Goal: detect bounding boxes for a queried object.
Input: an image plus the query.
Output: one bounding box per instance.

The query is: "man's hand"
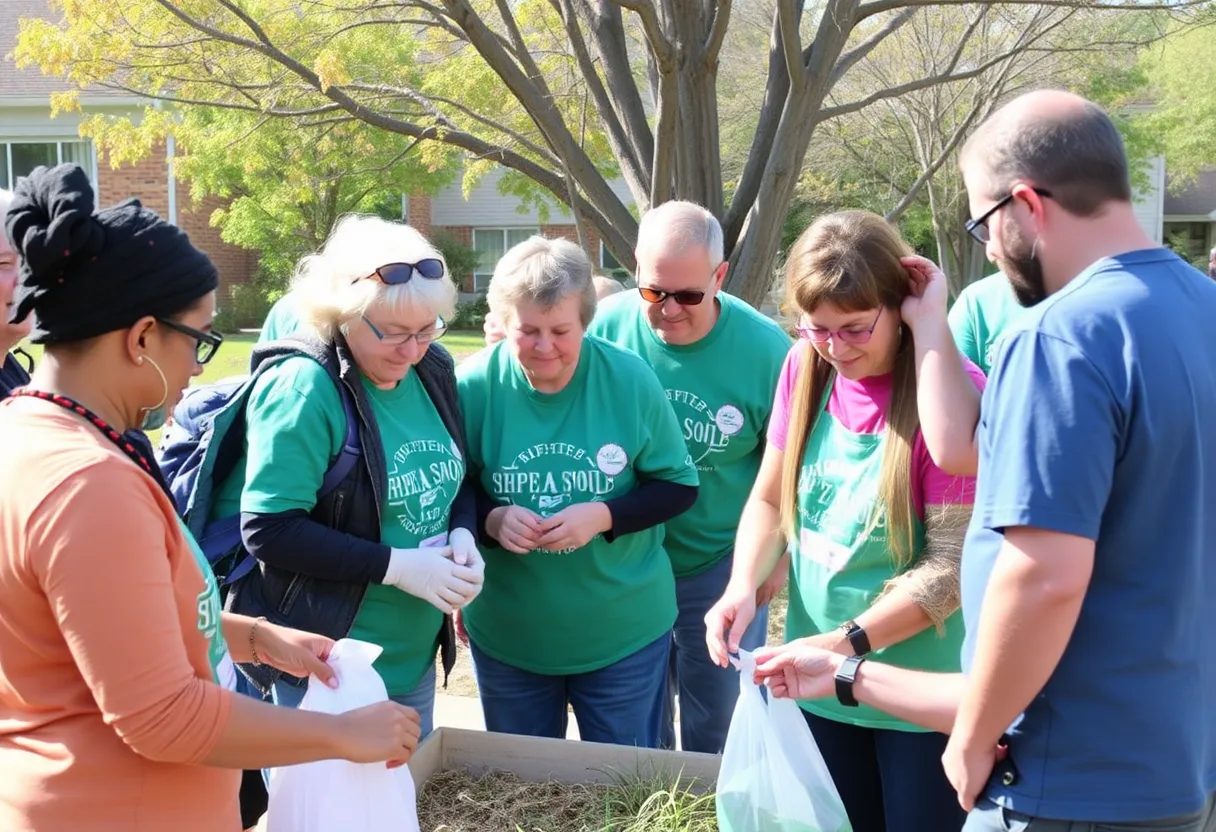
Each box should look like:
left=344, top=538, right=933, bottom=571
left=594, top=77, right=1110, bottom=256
left=899, top=255, right=951, bottom=336
left=752, top=641, right=845, bottom=700
left=533, top=502, right=611, bottom=552
left=943, top=731, right=998, bottom=812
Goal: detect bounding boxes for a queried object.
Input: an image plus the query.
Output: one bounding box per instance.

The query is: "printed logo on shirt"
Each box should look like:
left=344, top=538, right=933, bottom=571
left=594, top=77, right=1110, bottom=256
left=666, top=388, right=745, bottom=471
left=796, top=461, right=886, bottom=546
left=491, top=441, right=622, bottom=554
left=195, top=571, right=228, bottom=683
left=387, top=437, right=465, bottom=538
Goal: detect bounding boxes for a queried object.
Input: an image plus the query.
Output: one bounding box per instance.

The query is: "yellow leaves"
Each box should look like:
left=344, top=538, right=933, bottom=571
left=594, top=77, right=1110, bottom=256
left=462, top=157, right=495, bottom=200
left=79, top=107, right=175, bottom=169
left=49, top=91, right=81, bottom=117
left=314, top=48, right=350, bottom=93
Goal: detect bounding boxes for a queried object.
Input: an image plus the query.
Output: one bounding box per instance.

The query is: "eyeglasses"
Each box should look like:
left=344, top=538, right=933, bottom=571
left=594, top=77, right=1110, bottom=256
left=356, top=259, right=446, bottom=286
left=965, top=188, right=1053, bottom=245
left=157, top=318, right=224, bottom=365
left=638, top=286, right=707, bottom=306
left=795, top=307, right=883, bottom=345
left=362, top=314, right=448, bottom=347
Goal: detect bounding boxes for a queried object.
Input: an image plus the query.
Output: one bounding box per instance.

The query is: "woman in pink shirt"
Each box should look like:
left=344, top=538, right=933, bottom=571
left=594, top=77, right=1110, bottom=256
left=0, top=164, right=421, bottom=831
left=707, top=211, right=985, bottom=831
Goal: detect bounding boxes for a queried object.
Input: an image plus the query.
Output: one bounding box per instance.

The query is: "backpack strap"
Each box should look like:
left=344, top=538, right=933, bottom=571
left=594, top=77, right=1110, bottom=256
left=316, top=379, right=361, bottom=501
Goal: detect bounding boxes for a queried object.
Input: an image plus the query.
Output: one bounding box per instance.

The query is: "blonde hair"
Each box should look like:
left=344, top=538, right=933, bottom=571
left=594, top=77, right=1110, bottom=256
left=780, top=211, right=919, bottom=568
left=292, top=215, right=458, bottom=339
left=487, top=236, right=597, bottom=327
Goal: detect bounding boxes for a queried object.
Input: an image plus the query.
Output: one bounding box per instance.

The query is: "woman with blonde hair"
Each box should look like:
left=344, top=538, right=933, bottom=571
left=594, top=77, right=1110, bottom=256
left=213, top=214, right=483, bottom=738
left=706, top=211, right=985, bottom=831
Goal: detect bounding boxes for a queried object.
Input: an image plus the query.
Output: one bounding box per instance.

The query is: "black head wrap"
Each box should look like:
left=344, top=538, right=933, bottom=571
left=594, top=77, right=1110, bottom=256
left=5, top=164, right=218, bottom=344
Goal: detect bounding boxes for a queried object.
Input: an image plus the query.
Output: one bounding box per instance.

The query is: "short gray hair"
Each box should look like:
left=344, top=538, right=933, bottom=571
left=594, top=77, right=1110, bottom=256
left=487, top=236, right=597, bottom=327
left=291, top=214, right=458, bottom=339
left=636, top=200, right=724, bottom=267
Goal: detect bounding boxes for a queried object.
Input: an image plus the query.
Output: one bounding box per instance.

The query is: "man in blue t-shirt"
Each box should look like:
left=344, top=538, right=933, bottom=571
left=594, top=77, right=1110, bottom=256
left=748, top=90, right=1216, bottom=831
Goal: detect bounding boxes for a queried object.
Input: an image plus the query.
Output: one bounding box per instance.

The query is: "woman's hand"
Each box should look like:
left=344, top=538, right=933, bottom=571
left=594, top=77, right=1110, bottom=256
left=534, top=502, right=611, bottom=552
left=447, top=528, right=485, bottom=607
left=486, top=505, right=545, bottom=554
left=334, top=702, right=423, bottom=769
left=899, top=254, right=951, bottom=336
left=705, top=582, right=758, bottom=668
left=254, top=622, right=338, bottom=688
left=752, top=641, right=846, bottom=701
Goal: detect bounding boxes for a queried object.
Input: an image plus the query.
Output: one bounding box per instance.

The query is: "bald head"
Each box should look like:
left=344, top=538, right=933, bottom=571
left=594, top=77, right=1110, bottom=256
left=592, top=275, right=624, bottom=299
left=961, top=89, right=1130, bottom=216
left=636, top=200, right=724, bottom=266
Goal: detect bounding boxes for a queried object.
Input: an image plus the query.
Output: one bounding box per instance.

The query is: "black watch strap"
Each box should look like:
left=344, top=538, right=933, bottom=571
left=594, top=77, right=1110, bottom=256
left=835, top=654, right=866, bottom=707
left=840, top=620, right=872, bottom=656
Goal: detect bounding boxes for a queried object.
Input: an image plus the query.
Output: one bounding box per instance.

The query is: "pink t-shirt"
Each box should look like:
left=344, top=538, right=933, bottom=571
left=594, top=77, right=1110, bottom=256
left=768, top=342, right=986, bottom=517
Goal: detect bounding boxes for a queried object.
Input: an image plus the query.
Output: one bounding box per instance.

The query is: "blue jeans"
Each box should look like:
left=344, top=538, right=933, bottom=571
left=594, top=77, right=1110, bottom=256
left=469, top=633, right=670, bottom=747
left=804, top=710, right=967, bottom=832
left=963, top=795, right=1216, bottom=832
left=661, top=553, right=769, bottom=753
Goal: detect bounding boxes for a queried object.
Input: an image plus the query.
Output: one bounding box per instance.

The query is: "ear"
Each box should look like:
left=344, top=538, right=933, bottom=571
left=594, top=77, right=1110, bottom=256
left=711, top=260, right=729, bottom=292
left=124, top=316, right=158, bottom=365
left=1010, top=182, right=1048, bottom=227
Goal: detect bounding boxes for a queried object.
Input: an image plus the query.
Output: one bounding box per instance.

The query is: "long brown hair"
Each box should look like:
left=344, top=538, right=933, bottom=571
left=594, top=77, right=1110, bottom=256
left=779, top=211, right=920, bottom=567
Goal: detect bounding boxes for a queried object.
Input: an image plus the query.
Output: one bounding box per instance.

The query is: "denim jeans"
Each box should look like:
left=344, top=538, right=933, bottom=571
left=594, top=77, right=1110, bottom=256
left=804, top=710, right=967, bottom=832
left=469, top=633, right=670, bottom=747
left=661, top=553, right=769, bottom=753
left=963, top=794, right=1216, bottom=832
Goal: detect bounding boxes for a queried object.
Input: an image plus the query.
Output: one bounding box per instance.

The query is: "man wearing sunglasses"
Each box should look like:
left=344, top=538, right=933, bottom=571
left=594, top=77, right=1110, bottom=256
left=588, top=200, right=791, bottom=754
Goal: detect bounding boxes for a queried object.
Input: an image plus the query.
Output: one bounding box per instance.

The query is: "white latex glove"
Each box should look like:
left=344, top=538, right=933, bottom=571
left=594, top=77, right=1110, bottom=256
left=383, top=546, right=480, bottom=614
left=447, top=528, right=484, bottom=607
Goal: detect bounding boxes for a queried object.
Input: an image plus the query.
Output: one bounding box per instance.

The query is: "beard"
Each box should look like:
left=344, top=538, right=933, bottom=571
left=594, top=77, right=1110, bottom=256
left=999, top=215, right=1048, bottom=307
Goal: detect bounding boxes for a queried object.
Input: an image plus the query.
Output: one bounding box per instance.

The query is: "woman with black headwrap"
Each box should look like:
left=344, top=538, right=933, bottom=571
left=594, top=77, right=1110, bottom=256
left=0, top=165, right=423, bottom=831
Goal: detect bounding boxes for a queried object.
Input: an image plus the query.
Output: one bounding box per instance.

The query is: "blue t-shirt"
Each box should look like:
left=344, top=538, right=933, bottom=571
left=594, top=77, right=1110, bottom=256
left=961, top=249, right=1216, bottom=822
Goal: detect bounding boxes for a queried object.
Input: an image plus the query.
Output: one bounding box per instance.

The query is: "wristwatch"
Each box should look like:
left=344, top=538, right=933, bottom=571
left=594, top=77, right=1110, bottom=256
left=835, top=654, right=866, bottom=707
left=840, top=620, right=872, bottom=656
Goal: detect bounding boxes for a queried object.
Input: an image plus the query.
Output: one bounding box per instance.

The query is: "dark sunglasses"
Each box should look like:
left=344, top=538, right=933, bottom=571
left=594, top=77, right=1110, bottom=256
left=638, top=286, right=707, bottom=306
left=358, top=259, right=446, bottom=285
left=157, top=318, right=224, bottom=365
left=965, top=188, right=1053, bottom=245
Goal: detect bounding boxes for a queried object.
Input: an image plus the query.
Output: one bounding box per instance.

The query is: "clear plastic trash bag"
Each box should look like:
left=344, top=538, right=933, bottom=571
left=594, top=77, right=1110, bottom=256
left=716, top=649, right=851, bottom=832
left=266, top=639, right=421, bottom=832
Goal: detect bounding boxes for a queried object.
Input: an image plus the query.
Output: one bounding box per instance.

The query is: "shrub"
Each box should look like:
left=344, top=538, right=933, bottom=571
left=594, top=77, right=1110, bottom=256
left=214, top=283, right=274, bottom=334
left=449, top=293, right=490, bottom=331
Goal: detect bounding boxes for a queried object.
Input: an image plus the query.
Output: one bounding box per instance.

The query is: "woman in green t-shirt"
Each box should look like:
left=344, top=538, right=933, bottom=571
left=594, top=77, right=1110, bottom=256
left=214, top=216, right=485, bottom=742
left=706, top=212, right=984, bottom=831
left=456, top=236, right=700, bottom=747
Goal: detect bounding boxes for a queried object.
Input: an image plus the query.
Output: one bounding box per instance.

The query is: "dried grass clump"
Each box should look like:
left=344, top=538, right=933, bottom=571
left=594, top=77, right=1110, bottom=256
left=417, top=767, right=718, bottom=832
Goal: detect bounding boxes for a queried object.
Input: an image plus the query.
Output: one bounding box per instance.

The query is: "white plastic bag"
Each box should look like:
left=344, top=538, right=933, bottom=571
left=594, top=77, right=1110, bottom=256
left=266, top=639, right=421, bottom=832
left=716, top=650, right=851, bottom=832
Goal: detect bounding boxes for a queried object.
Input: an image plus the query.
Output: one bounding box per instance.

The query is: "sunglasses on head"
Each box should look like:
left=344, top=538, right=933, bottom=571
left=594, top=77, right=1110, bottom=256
left=638, top=286, right=707, bottom=306
left=355, top=259, right=446, bottom=286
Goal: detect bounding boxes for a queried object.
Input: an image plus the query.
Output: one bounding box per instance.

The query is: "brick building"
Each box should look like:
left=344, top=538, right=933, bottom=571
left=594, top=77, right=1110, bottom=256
left=0, top=0, right=257, bottom=302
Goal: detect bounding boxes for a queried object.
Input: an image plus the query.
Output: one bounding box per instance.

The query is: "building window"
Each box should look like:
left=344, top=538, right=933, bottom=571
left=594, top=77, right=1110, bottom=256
left=1163, top=221, right=1212, bottom=268
left=1, top=140, right=94, bottom=191
left=599, top=242, right=631, bottom=280
left=472, top=228, right=538, bottom=291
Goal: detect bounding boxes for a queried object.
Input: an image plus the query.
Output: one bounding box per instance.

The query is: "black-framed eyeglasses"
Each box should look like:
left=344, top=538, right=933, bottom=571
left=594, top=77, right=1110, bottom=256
left=354, top=259, right=446, bottom=286
left=362, top=314, right=448, bottom=347
left=795, top=307, right=884, bottom=345
left=158, top=318, right=224, bottom=365
left=638, top=286, right=707, bottom=306
left=965, top=188, right=1053, bottom=245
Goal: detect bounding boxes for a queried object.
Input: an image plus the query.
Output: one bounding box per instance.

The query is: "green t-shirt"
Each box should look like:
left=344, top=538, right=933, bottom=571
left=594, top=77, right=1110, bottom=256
left=456, top=337, right=699, bottom=675
left=588, top=291, right=791, bottom=577
left=177, top=516, right=234, bottom=687
left=258, top=293, right=302, bottom=344
left=947, top=273, right=1022, bottom=375
left=788, top=401, right=964, bottom=732
left=211, top=357, right=458, bottom=694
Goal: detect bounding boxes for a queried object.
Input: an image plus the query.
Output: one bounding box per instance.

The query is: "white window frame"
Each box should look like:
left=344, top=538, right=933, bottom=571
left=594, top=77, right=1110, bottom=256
left=1, top=138, right=98, bottom=191
left=472, top=227, right=539, bottom=292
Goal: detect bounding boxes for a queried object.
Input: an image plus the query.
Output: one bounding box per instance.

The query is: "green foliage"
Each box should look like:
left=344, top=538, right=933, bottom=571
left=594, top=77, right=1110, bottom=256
left=1138, top=20, right=1216, bottom=187
left=449, top=294, right=490, bottom=331
left=214, top=284, right=275, bottom=334
left=433, top=231, right=481, bottom=280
